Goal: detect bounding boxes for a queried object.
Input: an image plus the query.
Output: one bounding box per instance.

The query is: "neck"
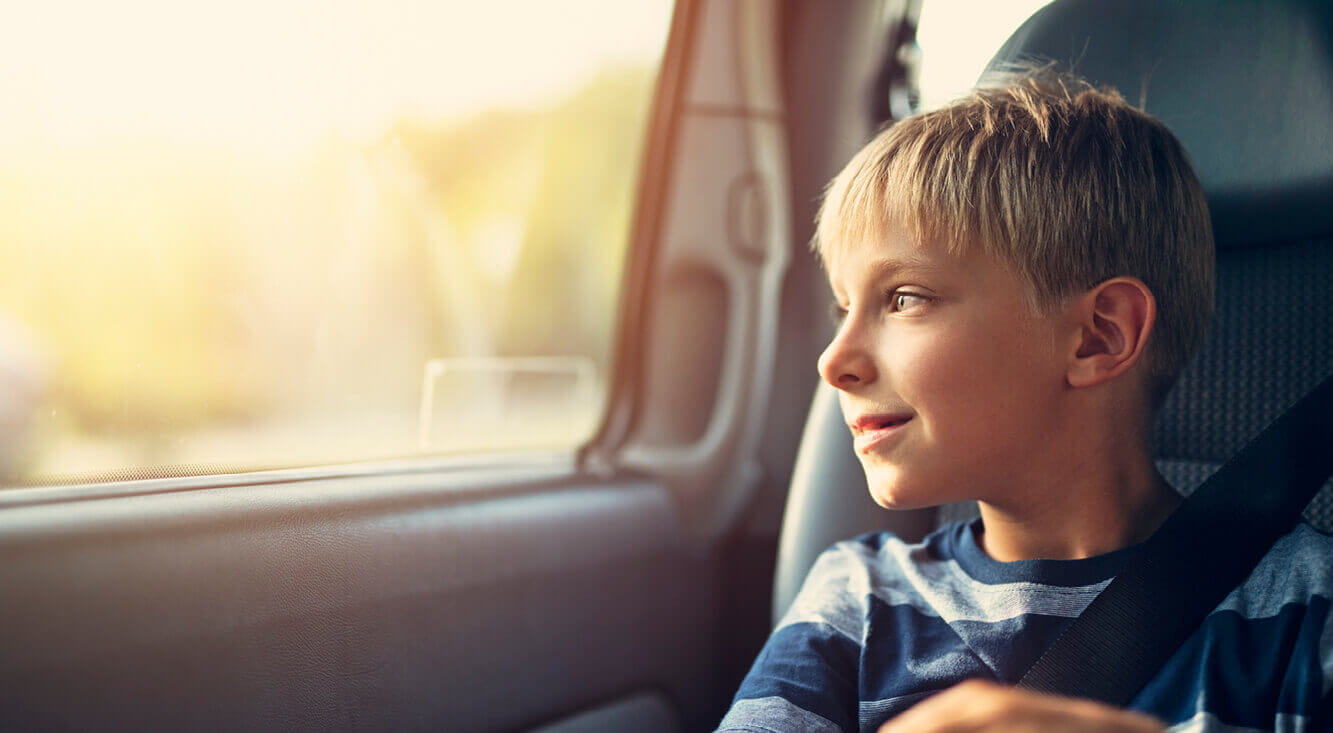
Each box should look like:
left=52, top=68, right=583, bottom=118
left=976, top=472, right=1180, bottom=562
left=974, top=399, right=1182, bottom=562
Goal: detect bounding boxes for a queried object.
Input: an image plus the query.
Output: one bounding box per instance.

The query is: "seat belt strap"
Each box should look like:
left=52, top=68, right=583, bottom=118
left=1017, top=371, right=1333, bottom=706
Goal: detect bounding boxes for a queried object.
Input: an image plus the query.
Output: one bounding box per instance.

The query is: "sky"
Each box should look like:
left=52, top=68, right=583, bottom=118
left=0, top=0, right=674, bottom=150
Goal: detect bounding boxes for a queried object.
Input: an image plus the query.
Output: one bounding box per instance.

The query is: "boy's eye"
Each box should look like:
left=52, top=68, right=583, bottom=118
left=890, top=291, right=930, bottom=312
left=829, top=302, right=848, bottom=324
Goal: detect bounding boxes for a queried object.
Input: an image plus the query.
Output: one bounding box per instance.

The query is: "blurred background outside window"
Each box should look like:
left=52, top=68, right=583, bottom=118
left=915, top=0, right=1052, bottom=110
left=0, top=1, right=673, bottom=484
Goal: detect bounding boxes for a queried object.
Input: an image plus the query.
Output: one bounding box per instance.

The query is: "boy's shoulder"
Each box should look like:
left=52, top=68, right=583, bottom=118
left=780, top=525, right=960, bottom=631
left=812, top=522, right=965, bottom=583
left=800, top=526, right=929, bottom=590
left=1218, top=521, right=1333, bottom=617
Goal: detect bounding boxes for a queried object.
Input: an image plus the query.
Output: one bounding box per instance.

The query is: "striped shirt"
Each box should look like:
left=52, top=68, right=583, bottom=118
left=718, top=520, right=1333, bottom=732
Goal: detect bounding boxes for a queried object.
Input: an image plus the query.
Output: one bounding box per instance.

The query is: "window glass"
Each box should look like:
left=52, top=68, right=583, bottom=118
left=916, top=0, right=1052, bottom=110
left=0, top=1, right=674, bottom=484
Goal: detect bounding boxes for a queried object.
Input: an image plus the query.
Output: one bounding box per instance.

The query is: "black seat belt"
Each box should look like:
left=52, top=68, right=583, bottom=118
left=1017, top=371, right=1333, bottom=706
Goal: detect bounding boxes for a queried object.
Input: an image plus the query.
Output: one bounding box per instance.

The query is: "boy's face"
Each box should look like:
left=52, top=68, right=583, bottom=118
left=819, top=232, right=1074, bottom=510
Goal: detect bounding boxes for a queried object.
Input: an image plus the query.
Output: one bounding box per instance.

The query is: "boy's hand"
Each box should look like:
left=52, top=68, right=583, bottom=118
left=878, top=679, right=1165, bottom=732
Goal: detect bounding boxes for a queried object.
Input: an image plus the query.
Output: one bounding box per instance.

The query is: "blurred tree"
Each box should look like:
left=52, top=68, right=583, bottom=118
left=388, top=66, right=654, bottom=370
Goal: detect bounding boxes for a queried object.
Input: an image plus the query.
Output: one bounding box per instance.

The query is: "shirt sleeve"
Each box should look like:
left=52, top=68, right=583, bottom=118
left=715, top=543, right=867, bottom=732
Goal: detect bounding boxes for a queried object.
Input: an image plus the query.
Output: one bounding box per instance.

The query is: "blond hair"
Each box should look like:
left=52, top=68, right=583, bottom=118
left=816, top=65, right=1215, bottom=406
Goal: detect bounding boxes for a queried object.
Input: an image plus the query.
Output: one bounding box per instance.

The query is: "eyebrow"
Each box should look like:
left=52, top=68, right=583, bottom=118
left=827, top=253, right=948, bottom=300
left=863, top=255, right=945, bottom=278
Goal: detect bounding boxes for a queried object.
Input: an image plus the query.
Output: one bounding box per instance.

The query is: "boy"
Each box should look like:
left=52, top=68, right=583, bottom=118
left=717, top=68, right=1333, bottom=732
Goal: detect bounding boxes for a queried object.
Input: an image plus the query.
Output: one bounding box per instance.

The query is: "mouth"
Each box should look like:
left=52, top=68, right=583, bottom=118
left=851, top=413, right=913, bottom=434
left=850, top=413, right=913, bottom=453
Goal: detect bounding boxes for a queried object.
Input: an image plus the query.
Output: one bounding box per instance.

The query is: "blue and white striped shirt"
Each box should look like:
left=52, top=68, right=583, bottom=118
left=719, top=520, right=1333, bottom=732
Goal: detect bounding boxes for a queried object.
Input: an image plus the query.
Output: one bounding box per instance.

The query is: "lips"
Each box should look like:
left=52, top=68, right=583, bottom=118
left=851, top=413, right=913, bottom=434
left=851, top=413, right=913, bottom=454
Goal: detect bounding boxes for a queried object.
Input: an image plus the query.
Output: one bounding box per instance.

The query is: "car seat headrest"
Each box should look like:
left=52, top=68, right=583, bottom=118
left=987, top=0, right=1333, bottom=250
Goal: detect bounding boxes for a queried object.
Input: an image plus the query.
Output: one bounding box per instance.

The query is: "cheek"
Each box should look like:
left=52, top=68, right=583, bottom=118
left=895, top=328, right=996, bottom=404
left=895, top=324, right=1044, bottom=435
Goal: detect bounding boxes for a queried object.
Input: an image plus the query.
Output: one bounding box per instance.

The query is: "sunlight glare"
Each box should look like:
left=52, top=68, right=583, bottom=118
left=0, top=0, right=673, bottom=151
left=916, top=0, right=1053, bottom=110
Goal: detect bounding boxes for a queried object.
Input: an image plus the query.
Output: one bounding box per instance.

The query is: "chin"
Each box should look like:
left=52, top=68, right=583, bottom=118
left=864, top=474, right=936, bottom=511
left=861, top=461, right=959, bottom=511
left=867, top=489, right=936, bottom=511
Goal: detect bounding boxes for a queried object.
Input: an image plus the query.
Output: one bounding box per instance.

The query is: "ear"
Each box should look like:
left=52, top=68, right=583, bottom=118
left=1067, top=277, right=1156, bottom=389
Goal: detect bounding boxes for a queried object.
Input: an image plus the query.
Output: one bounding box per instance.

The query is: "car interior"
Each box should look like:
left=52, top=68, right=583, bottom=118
left=1, top=0, right=1329, bottom=731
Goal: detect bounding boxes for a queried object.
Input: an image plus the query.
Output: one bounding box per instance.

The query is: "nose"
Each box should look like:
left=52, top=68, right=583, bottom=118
left=817, top=319, right=877, bottom=390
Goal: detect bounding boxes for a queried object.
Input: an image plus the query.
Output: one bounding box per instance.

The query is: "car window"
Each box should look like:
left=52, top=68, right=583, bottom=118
left=916, top=0, right=1052, bottom=109
left=0, top=1, right=674, bottom=485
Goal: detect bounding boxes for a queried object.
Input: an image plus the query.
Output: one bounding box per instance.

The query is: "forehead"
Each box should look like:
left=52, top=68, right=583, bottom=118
left=818, top=197, right=965, bottom=266
left=823, top=233, right=956, bottom=284
left=822, top=231, right=1033, bottom=303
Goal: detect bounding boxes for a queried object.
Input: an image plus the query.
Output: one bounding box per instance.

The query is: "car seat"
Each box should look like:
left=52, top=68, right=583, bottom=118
left=774, top=0, right=1333, bottom=622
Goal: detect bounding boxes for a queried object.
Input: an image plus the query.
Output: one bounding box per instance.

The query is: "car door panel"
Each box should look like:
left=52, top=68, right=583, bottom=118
left=0, top=470, right=714, bottom=730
